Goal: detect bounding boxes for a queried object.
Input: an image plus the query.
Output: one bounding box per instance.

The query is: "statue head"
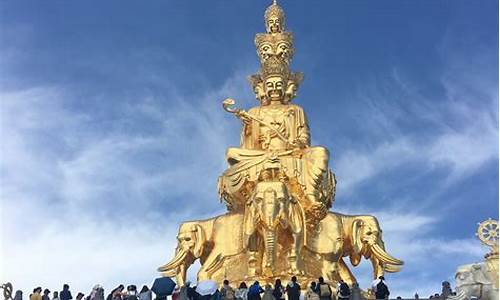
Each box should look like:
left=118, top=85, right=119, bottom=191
left=265, top=0, right=285, bottom=34
left=264, top=76, right=286, bottom=103
left=261, top=56, right=289, bottom=104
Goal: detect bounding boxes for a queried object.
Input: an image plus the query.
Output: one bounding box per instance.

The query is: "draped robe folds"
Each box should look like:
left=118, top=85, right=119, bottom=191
left=218, top=104, right=332, bottom=210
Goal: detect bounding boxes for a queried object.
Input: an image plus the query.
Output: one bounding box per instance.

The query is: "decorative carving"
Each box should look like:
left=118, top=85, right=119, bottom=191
left=159, top=0, right=403, bottom=288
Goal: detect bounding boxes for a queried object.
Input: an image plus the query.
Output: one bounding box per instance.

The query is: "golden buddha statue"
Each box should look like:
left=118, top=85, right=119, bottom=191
left=219, top=55, right=334, bottom=221
left=158, top=0, right=403, bottom=289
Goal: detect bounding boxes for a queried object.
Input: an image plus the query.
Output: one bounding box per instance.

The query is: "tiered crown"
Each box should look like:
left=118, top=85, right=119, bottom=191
left=249, top=0, right=303, bottom=102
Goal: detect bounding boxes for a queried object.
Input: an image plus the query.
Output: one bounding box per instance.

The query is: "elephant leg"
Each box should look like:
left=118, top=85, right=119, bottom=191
left=198, top=252, right=221, bottom=280
left=370, top=257, right=384, bottom=279
left=318, top=255, right=339, bottom=282
left=288, top=233, right=304, bottom=274
left=247, top=250, right=260, bottom=277
left=176, top=264, right=187, bottom=287
left=338, top=258, right=356, bottom=286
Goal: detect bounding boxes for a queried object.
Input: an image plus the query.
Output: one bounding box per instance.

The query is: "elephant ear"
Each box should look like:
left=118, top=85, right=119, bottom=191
left=288, top=197, right=304, bottom=234
left=193, top=224, right=206, bottom=258
left=351, top=219, right=364, bottom=255
left=244, top=203, right=256, bottom=241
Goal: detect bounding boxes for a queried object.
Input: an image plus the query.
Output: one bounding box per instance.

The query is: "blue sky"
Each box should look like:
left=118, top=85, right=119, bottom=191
left=0, top=0, right=498, bottom=297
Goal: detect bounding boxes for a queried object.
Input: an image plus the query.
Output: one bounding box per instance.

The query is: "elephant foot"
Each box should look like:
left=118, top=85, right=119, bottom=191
left=287, top=256, right=303, bottom=275
left=263, top=266, right=274, bottom=277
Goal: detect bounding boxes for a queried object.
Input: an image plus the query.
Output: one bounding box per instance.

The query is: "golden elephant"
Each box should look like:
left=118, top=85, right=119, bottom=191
left=305, top=212, right=403, bottom=285
left=157, top=213, right=246, bottom=286
left=243, top=178, right=305, bottom=277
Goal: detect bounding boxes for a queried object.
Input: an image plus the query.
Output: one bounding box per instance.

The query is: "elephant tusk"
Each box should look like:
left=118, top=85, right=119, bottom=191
left=384, top=264, right=402, bottom=273
left=204, top=254, right=225, bottom=276
left=371, top=244, right=404, bottom=266
left=445, top=289, right=466, bottom=300
left=157, top=249, right=188, bottom=272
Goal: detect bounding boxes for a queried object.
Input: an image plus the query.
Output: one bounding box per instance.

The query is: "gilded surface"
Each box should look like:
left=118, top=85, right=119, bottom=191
left=158, top=0, right=403, bottom=288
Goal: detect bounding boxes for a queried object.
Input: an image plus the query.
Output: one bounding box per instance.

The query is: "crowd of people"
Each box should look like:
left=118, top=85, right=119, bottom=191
left=18, top=275, right=462, bottom=300
left=173, top=276, right=391, bottom=300
left=14, top=284, right=153, bottom=300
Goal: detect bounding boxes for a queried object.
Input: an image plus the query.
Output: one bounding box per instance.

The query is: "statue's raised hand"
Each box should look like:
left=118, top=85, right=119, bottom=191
left=222, top=98, right=252, bottom=124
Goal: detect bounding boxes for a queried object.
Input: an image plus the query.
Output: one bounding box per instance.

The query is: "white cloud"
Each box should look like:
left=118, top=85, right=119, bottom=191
left=335, top=56, right=498, bottom=198
left=0, top=66, right=254, bottom=295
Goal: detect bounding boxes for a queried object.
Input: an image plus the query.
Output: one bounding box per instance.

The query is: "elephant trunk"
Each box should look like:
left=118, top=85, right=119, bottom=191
left=264, top=230, right=276, bottom=269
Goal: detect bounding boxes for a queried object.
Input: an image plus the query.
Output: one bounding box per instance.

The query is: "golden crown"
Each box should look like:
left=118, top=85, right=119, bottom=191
left=260, top=56, right=290, bottom=81
left=254, top=31, right=294, bottom=63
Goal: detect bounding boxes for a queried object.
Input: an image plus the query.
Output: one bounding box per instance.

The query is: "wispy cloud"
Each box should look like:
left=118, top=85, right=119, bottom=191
left=0, top=64, right=255, bottom=293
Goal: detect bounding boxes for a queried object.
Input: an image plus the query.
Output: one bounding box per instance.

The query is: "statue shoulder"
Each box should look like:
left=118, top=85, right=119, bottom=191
left=287, top=103, right=305, bottom=112
left=247, top=106, right=261, bottom=115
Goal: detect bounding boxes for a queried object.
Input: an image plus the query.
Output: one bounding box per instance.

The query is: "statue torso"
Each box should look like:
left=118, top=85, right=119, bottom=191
left=244, top=103, right=308, bottom=151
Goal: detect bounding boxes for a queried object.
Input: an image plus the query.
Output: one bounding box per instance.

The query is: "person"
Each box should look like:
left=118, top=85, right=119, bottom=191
left=433, top=294, right=440, bottom=299
left=90, top=285, right=104, bottom=300
left=373, top=277, right=390, bottom=300
left=187, top=284, right=198, bottom=300
left=304, top=283, right=319, bottom=300
left=414, top=293, right=419, bottom=299
left=285, top=277, right=300, bottom=300
left=172, top=287, right=180, bottom=300
left=60, top=285, right=73, bottom=300
left=14, top=291, right=23, bottom=300
left=272, top=280, right=284, bottom=300
left=76, top=293, right=85, bottom=300
left=221, top=280, right=235, bottom=300
left=107, top=285, right=124, bottom=300
left=262, top=285, right=273, bottom=300
left=43, top=290, right=51, bottom=300
left=53, top=292, right=60, bottom=300
left=31, top=288, right=42, bottom=300
left=316, top=277, right=331, bottom=300
left=125, top=285, right=138, bottom=300
left=248, top=282, right=264, bottom=300
left=336, top=280, right=350, bottom=300
left=350, top=283, right=362, bottom=300
left=235, top=282, right=248, bottom=300
left=396, top=297, right=402, bottom=299
left=138, top=286, right=151, bottom=300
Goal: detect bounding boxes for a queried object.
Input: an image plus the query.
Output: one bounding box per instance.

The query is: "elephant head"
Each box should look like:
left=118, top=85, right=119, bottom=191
left=157, top=222, right=206, bottom=286
left=244, top=180, right=303, bottom=237
left=346, top=215, right=403, bottom=278
left=447, top=263, right=498, bottom=300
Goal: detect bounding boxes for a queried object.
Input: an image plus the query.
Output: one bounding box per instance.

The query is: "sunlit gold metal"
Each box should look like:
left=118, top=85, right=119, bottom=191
left=158, top=0, right=403, bottom=288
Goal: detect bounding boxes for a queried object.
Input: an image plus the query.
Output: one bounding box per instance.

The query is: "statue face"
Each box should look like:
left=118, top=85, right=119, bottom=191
left=267, top=17, right=282, bottom=33
left=259, top=43, right=273, bottom=60
left=264, top=76, right=285, bottom=102
left=276, top=42, right=291, bottom=59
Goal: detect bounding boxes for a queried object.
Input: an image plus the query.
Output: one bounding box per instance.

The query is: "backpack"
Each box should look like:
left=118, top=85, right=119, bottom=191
left=248, top=285, right=260, bottom=296
left=319, top=284, right=331, bottom=297
left=375, top=281, right=389, bottom=298
left=338, top=283, right=350, bottom=297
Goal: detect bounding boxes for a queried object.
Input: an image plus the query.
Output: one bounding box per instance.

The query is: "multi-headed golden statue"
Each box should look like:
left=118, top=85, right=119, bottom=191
left=158, top=0, right=403, bottom=289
